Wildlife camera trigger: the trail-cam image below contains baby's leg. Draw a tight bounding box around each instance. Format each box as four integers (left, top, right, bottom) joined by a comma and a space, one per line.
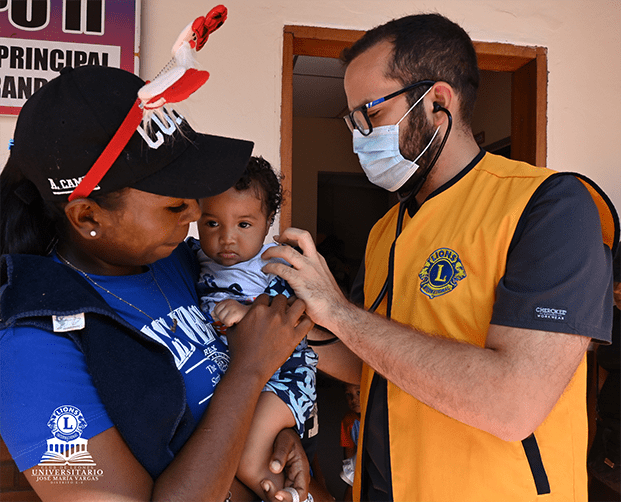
228, 477, 256, 501
237, 391, 296, 497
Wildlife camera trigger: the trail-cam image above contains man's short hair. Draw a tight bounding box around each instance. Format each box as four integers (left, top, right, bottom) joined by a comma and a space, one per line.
341, 13, 480, 126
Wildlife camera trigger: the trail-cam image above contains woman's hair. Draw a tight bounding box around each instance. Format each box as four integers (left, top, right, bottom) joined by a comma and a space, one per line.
233, 156, 283, 225
341, 13, 480, 127
0, 158, 127, 256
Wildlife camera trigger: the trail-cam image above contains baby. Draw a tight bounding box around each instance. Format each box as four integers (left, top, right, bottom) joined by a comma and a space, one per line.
190, 156, 317, 497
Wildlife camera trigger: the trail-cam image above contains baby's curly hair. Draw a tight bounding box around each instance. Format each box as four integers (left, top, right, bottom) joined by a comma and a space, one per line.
234, 156, 282, 225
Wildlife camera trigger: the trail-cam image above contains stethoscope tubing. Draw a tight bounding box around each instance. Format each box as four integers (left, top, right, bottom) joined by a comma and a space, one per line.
368, 106, 452, 317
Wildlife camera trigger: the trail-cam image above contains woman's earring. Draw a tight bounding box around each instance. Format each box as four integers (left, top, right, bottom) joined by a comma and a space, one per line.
90, 230, 97, 237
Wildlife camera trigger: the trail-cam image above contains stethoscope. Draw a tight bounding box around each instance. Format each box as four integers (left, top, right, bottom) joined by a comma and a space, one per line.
368, 103, 452, 318
309, 104, 451, 345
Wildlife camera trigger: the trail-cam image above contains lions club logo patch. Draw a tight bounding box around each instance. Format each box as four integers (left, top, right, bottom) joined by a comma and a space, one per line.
419, 248, 467, 299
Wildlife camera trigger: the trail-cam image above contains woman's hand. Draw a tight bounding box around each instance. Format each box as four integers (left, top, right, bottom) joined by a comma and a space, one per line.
261, 429, 310, 502
227, 294, 313, 382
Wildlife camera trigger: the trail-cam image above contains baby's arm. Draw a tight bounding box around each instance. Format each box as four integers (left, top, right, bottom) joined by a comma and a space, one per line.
213, 299, 250, 327
236, 392, 296, 497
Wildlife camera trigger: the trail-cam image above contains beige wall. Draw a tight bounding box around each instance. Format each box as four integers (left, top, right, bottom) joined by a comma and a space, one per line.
2, 0, 620, 222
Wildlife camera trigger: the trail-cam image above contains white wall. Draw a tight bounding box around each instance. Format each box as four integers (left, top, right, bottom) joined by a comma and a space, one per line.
2, 0, 620, 220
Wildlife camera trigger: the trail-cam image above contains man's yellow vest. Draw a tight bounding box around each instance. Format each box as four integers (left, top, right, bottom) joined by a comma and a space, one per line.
355, 152, 617, 501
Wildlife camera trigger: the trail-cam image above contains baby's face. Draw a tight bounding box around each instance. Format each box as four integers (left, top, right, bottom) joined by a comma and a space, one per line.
198, 187, 271, 266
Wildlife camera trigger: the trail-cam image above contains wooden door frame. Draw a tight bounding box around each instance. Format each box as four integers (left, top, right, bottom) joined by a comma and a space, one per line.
280, 25, 547, 230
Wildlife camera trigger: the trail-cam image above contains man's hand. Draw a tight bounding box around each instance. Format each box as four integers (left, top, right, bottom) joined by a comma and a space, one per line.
261, 429, 310, 502
262, 228, 349, 328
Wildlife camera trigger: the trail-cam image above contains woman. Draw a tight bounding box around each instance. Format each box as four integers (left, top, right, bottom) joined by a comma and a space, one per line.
0, 64, 311, 502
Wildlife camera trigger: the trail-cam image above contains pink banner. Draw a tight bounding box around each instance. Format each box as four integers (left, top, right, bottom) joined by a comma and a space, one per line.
0, 0, 140, 115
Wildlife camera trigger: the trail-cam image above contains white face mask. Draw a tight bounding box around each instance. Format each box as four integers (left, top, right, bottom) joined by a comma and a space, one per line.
353, 86, 439, 192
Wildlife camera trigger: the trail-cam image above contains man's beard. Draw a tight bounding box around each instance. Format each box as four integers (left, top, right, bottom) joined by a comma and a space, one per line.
397, 108, 441, 197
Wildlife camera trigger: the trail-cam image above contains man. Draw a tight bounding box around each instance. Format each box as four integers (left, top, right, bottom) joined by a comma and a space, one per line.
264, 13, 619, 502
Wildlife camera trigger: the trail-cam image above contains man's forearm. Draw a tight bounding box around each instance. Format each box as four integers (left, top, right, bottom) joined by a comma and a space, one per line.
323, 301, 589, 442
308, 326, 362, 384
262, 229, 589, 441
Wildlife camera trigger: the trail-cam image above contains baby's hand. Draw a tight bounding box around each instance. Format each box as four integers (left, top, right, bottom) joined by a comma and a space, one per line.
213, 299, 250, 327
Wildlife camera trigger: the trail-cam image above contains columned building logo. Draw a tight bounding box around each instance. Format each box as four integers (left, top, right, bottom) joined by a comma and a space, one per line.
39, 405, 95, 466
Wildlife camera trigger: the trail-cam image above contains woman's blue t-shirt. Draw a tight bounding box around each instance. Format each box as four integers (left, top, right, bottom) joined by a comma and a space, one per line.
0, 245, 228, 472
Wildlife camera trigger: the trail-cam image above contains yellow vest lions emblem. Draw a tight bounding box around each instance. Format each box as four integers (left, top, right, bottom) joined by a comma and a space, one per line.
419, 247, 467, 299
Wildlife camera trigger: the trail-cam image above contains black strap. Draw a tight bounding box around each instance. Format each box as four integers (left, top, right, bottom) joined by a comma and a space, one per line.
384, 238, 397, 319
521, 433, 551, 495
307, 335, 339, 346
307, 325, 341, 346
371, 198, 410, 316
360, 374, 394, 501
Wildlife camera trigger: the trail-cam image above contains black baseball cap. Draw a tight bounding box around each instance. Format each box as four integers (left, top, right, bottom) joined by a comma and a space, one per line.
11, 65, 253, 201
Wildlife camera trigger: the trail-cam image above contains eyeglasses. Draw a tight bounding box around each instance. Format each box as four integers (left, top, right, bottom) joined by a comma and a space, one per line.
343, 80, 436, 136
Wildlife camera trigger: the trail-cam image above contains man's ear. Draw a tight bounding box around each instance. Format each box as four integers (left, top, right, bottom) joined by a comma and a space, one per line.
64, 199, 102, 239
429, 82, 454, 125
